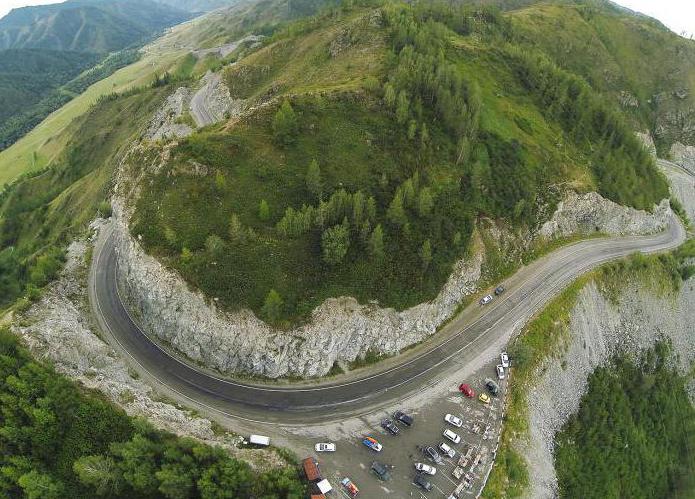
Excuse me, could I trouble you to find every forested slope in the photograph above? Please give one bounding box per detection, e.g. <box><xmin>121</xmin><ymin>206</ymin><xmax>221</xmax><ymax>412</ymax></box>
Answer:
<box><xmin>128</xmin><ymin>0</ymin><xmax>669</xmax><ymax>324</ymax></box>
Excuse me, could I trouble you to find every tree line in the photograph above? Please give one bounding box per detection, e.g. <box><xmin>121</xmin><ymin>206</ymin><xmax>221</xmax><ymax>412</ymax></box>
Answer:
<box><xmin>0</xmin><ymin>327</ymin><xmax>305</xmax><ymax>499</ymax></box>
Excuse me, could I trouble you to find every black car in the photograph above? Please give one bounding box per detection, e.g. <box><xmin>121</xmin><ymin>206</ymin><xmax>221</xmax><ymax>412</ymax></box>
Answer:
<box><xmin>424</xmin><ymin>446</ymin><xmax>442</xmax><ymax>464</ymax></box>
<box><xmin>413</xmin><ymin>473</ymin><xmax>433</xmax><ymax>491</ymax></box>
<box><xmin>494</xmin><ymin>285</ymin><xmax>505</xmax><ymax>296</ymax></box>
<box><xmin>485</xmin><ymin>378</ymin><xmax>500</xmax><ymax>396</ymax></box>
<box><xmin>371</xmin><ymin>461</ymin><xmax>392</xmax><ymax>481</ymax></box>
<box><xmin>394</xmin><ymin>410</ymin><xmax>414</xmax><ymax>427</ymax></box>
<box><xmin>381</xmin><ymin>418</ymin><xmax>400</xmax><ymax>435</ymax></box>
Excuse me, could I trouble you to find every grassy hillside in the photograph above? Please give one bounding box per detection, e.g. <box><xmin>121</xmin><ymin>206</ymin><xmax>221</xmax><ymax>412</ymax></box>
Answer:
<box><xmin>129</xmin><ymin>1</ymin><xmax>668</xmax><ymax>324</ymax></box>
<box><xmin>510</xmin><ymin>2</ymin><xmax>695</xmax><ymax>155</ymax></box>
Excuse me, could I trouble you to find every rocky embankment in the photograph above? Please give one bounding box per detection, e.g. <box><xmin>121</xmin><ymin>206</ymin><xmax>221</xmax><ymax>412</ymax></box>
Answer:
<box><xmin>113</xmin><ymin>164</ymin><xmax>670</xmax><ymax>378</ymax></box>
<box><xmin>524</xmin><ymin>277</ymin><xmax>695</xmax><ymax>499</ymax></box>
<box><xmin>520</xmin><ymin>159</ymin><xmax>695</xmax><ymax>499</ymax></box>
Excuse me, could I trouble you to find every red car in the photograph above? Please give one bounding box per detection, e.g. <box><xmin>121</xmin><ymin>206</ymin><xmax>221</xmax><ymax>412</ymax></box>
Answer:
<box><xmin>459</xmin><ymin>383</ymin><xmax>475</xmax><ymax>397</ymax></box>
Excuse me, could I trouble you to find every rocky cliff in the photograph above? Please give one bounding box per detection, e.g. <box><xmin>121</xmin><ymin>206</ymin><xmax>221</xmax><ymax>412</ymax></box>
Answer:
<box><xmin>112</xmin><ymin>135</ymin><xmax>671</xmax><ymax>378</ymax></box>
<box><xmin>523</xmin><ymin>276</ymin><xmax>695</xmax><ymax>499</ymax></box>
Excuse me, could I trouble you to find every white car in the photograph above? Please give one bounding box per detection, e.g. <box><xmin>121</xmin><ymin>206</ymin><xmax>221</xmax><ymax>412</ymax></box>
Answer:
<box><xmin>500</xmin><ymin>352</ymin><xmax>509</xmax><ymax>368</ymax></box>
<box><xmin>479</xmin><ymin>294</ymin><xmax>493</xmax><ymax>305</ymax></box>
<box><xmin>439</xmin><ymin>442</ymin><xmax>456</xmax><ymax>459</ymax></box>
<box><xmin>315</xmin><ymin>442</ymin><xmax>336</xmax><ymax>452</ymax></box>
<box><xmin>444</xmin><ymin>413</ymin><xmax>463</xmax><ymax>428</ymax></box>
<box><xmin>443</xmin><ymin>428</ymin><xmax>461</xmax><ymax>444</ymax></box>
<box><xmin>496</xmin><ymin>365</ymin><xmax>505</xmax><ymax>380</ymax></box>
<box><xmin>415</xmin><ymin>463</ymin><xmax>437</xmax><ymax>475</ymax></box>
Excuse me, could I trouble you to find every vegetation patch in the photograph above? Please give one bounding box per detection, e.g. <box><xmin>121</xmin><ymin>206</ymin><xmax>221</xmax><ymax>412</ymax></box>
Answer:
<box><xmin>484</xmin><ymin>247</ymin><xmax>695</xmax><ymax>498</ymax></box>
<box><xmin>555</xmin><ymin>342</ymin><xmax>695</xmax><ymax>498</ymax></box>
<box><xmin>0</xmin><ymin>327</ymin><xmax>305</xmax><ymax>498</ymax></box>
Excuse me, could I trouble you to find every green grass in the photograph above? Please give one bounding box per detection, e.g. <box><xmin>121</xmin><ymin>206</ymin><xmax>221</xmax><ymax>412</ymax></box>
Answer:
<box><xmin>133</xmin><ymin>2</ymin><xmax>667</xmax><ymax>324</ymax></box>
<box><xmin>0</xmin><ymin>86</ymin><xmax>168</xmax><ymax>309</ymax></box>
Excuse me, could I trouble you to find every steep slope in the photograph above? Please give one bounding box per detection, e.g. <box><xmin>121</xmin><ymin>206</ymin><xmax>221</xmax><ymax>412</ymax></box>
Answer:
<box><xmin>510</xmin><ymin>2</ymin><xmax>695</xmax><ymax>154</ymax></box>
<box><xmin>0</xmin><ymin>0</ymin><xmax>192</xmax><ymax>52</ymax></box>
<box><xmin>124</xmin><ymin>1</ymin><xmax>668</xmax><ymax>326</ymax></box>
<box><xmin>0</xmin><ymin>49</ymin><xmax>101</xmax><ymax>124</ymax></box>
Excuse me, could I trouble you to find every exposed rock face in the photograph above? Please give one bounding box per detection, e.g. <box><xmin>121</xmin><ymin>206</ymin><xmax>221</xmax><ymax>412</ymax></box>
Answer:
<box><xmin>113</xmin><ymin>175</ymin><xmax>670</xmax><ymax>378</ymax></box>
<box><xmin>146</xmin><ymin>87</ymin><xmax>193</xmax><ymax>140</ymax></box>
<box><xmin>538</xmin><ymin>191</ymin><xmax>670</xmax><ymax>239</ymax></box>
<box><xmin>113</xmin><ymin>202</ymin><xmax>483</xmax><ymax>378</ymax></box>
<box><xmin>670</xmin><ymin>141</ymin><xmax>695</xmax><ymax>174</ymax></box>
<box><xmin>189</xmin><ymin>71</ymin><xmax>243</xmax><ymax>127</ymax></box>
<box><xmin>524</xmin><ymin>279</ymin><xmax>695</xmax><ymax>499</ymax></box>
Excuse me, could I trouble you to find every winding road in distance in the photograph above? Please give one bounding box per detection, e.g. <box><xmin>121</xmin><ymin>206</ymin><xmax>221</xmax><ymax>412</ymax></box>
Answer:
<box><xmin>90</xmin><ymin>198</ymin><xmax>687</xmax><ymax>425</ymax></box>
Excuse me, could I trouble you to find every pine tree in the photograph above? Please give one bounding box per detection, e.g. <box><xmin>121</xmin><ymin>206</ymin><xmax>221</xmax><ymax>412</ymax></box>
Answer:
<box><xmin>369</xmin><ymin>224</ymin><xmax>385</xmax><ymax>259</ymax></box>
<box><xmin>321</xmin><ymin>223</ymin><xmax>350</xmax><ymax>265</ymax></box>
<box><xmin>272</xmin><ymin>100</ymin><xmax>298</xmax><ymax>145</ymax></box>
<box><xmin>396</xmin><ymin>90</ymin><xmax>410</xmax><ymax>124</ymax></box>
<box><xmin>387</xmin><ymin>191</ymin><xmax>408</xmax><ymax>227</ymax></box>
<box><xmin>420</xmin><ymin>239</ymin><xmax>432</xmax><ymax>271</ymax></box>
<box><xmin>262</xmin><ymin>289</ymin><xmax>284</xmax><ymax>322</ymax></box>
<box><xmin>259</xmin><ymin>199</ymin><xmax>270</xmax><ymax>221</ymax></box>
<box><xmin>418</xmin><ymin>187</ymin><xmax>434</xmax><ymax>216</ymax></box>
<box><xmin>306</xmin><ymin>159</ymin><xmax>322</xmax><ymax>200</ymax></box>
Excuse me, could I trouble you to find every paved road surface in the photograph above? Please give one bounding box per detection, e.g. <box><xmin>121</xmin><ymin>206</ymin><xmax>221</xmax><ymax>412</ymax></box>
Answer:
<box><xmin>89</xmin><ymin>214</ymin><xmax>685</xmax><ymax>425</ymax></box>
<box><xmin>189</xmin><ymin>72</ymin><xmax>225</xmax><ymax>127</ymax></box>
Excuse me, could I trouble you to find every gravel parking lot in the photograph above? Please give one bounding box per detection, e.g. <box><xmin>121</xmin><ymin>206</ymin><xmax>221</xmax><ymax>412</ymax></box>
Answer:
<box><xmin>304</xmin><ymin>359</ymin><xmax>509</xmax><ymax>498</ymax></box>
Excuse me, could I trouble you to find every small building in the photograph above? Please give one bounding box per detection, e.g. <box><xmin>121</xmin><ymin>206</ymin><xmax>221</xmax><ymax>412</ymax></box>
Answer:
<box><xmin>302</xmin><ymin>456</ymin><xmax>322</xmax><ymax>482</ymax></box>
<box><xmin>316</xmin><ymin>479</ymin><xmax>332</xmax><ymax>494</ymax></box>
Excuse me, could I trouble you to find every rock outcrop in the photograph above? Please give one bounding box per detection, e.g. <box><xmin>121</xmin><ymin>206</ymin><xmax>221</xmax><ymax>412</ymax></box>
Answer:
<box><xmin>524</xmin><ymin>278</ymin><xmax>695</xmax><ymax>499</ymax></box>
<box><xmin>113</xmin><ymin>170</ymin><xmax>670</xmax><ymax>378</ymax></box>
<box><xmin>538</xmin><ymin>191</ymin><xmax>670</xmax><ymax>239</ymax></box>
<box><xmin>670</xmin><ymin>141</ymin><xmax>695</xmax><ymax>174</ymax></box>
<box><xmin>146</xmin><ymin>87</ymin><xmax>194</xmax><ymax>140</ymax></box>
<box><xmin>189</xmin><ymin>71</ymin><xmax>243</xmax><ymax>127</ymax></box>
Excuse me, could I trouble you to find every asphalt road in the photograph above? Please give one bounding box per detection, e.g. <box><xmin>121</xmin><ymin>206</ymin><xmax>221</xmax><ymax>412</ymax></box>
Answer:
<box><xmin>89</xmin><ymin>214</ymin><xmax>686</xmax><ymax>425</ymax></box>
<box><xmin>189</xmin><ymin>72</ymin><xmax>223</xmax><ymax>127</ymax></box>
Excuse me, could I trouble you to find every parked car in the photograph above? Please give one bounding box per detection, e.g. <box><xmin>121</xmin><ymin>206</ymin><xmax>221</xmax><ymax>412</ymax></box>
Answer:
<box><xmin>362</xmin><ymin>437</ymin><xmax>382</xmax><ymax>452</ymax></box>
<box><xmin>458</xmin><ymin>383</ymin><xmax>475</xmax><ymax>397</ymax></box>
<box><xmin>394</xmin><ymin>410</ymin><xmax>414</xmax><ymax>427</ymax></box>
<box><xmin>415</xmin><ymin>463</ymin><xmax>437</xmax><ymax>475</ymax></box>
<box><xmin>479</xmin><ymin>392</ymin><xmax>490</xmax><ymax>404</ymax></box>
<box><xmin>414</xmin><ymin>473</ymin><xmax>433</xmax><ymax>491</ymax></box>
<box><xmin>500</xmin><ymin>352</ymin><xmax>510</xmax><ymax>368</ymax></box>
<box><xmin>496</xmin><ymin>365</ymin><xmax>505</xmax><ymax>380</ymax></box>
<box><xmin>494</xmin><ymin>285</ymin><xmax>505</xmax><ymax>296</ymax></box>
<box><xmin>381</xmin><ymin>419</ymin><xmax>400</xmax><ymax>435</ymax></box>
<box><xmin>444</xmin><ymin>413</ymin><xmax>463</xmax><ymax>428</ymax></box>
<box><xmin>485</xmin><ymin>378</ymin><xmax>500</xmax><ymax>396</ymax></box>
<box><xmin>315</xmin><ymin>442</ymin><xmax>336</xmax><ymax>452</ymax></box>
<box><xmin>341</xmin><ymin>477</ymin><xmax>359</xmax><ymax>497</ymax></box>
<box><xmin>439</xmin><ymin>441</ymin><xmax>456</xmax><ymax>458</ymax></box>
<box><xmin>479</xmin><ymin>294</ymin><xmax>493</xmax><ymax>305</ymax></box>
<box><xmin>371</xmin><ymin>461</ymin><xmax>391</xmax><ymax>481</ymax></box>
<box><xmin>424</xmin><ymin>446</ymin><xmax>442</xmax><ymax>464</ymax></box>
<box><xmin>443</xmin><ymin>428</ymin><xmax>461</xmax><ymax>444</ymax></box>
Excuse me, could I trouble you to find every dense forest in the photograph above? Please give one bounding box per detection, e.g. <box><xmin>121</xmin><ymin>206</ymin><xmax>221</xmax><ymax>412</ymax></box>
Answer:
<box><xmin>554</xmin><ymin>342</ymin><xmax>695</xmax><ymax>498</ymax></box>
<box><xmin>0</xmin><ymin>327</ymin><xmax>305</xmax><ymax>498</ymax></box>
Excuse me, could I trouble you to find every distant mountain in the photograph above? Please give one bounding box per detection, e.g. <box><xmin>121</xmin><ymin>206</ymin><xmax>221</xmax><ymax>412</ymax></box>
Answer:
<box><xmin>0</xmin><ymin>0</ymin><xmax>192</xmax><ymax>52</ymax></box>
<box><xmin>153</xmin><ymin>0</ymin><xmax>237</xmax><ymax>13</ymax></box>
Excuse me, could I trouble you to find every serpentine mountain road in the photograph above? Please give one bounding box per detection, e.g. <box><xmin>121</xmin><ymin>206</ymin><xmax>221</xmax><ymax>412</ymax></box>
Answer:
<box><xmin>90</xmin><ymin>213</ymin><xmax>686</xmax><ymax>425</ymax></box>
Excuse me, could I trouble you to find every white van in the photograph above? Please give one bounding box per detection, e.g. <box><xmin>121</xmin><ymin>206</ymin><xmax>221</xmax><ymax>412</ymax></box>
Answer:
<box><xmin>249</xmin><ymin>434</ymin><xmax>270</xmax><ymax>446</ymax></box>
